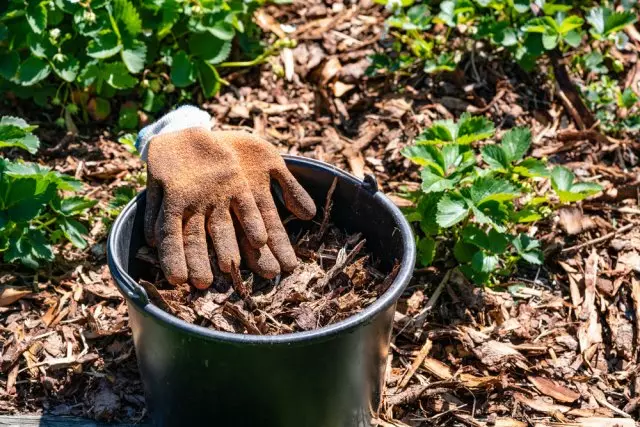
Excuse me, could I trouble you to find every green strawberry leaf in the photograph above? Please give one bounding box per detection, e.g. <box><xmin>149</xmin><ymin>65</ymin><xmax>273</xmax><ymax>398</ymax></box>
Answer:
<box><xmin>197</xmin><ymin>60</ymin><xmax>222</xmax><ymax>98</ymax></box>
<box><xmin>462</xmin><ymin>225</ymin><xmax>490</xmax><ymax>250</ymax></box>
<box><xmin>470</xmin><ymin>177</ymin><xmax>520</xmax><ymax>205</ymax></box>
<box><xmin>460</xmin><ymin>264</ymin><xmax>490</xmax><ymax>284</ymax></box>
<box><xmin>587</xmin><ymin>7</ymin><xmax>636</xmax><ymax>38</ymax></box>
<box><xmin>417</xmin><ymin>192</ymin><xmax>442</xmax><ymax>236</ymax></box>
<box><xmin>453</xmin><ymin>240</ymin><xmax>476</xmax><ymax>264</ymax></box>
<box><xmin>524</xmin><ymin>17</ymin><xmax>558</xmax><ymax>34</ymax></box>
<box><xmin>501</xmin><ymin>127</ymin><xmax>531</xmax><ymax>162</ymax></box>
<box><xmin>28</xmin><ymin>227</ymin><xmax>54</xmax><ymax>261</ymax></box>
<box><xmin>487</xmin><ymin>229</ymin><xmax>510</xmax><ymax>254</ymax></box>
<box><xmin>52</xmin><ymin>55</ymin><xmax>80</xmax><ymax>83</ymax></box>
<box><xmin>118</xmin><ymin>104</ymin><xmax>138</xmax><ymax>129</ymax></box>
<box><xmin>417</xmin><ymin>121</ymin><xmax>457</xmax><ymax>145</ymax></box>
<box><xmin>74</xmin><ymin>9</ymin><xmax>110</xmax><ymax>37</ymax></box>
<box><xmin>202</xmin><ymin>12</ymin><xmax>236</xmax><ymax>40</ymax></box>
<box><xmin>87</xmin><ymin>31</ymin><xmax>122</xmax><ymax>59</ymax></box>
<box><xmin>0</xmin><ymin>132</ymin><xmax>40</xmax><ymax>155</ymax></box>
<box><xmin>28</xmin><ymin>33</ymin><xmax>56</xmax><ymax>59</ymax></box>
<box><xmin>443</xmin><ymin>144</ymin><xmax>474</xmax><ymax>175</ymax></box>
<box><xmin>103</xmin><ymin>62</ymin><xmax>137</xmax><ymax>89</ymax></box>
<box><xmin>512</xmin><ymin>233</ymin><xmax>543</xmax><ymax>265</ymax></box>
<box><xmin>558</xmin><ymin>16</ymin><xmax>584</xmax><ymax>35</ymax></box>
<box><xmin>472</xmin><ymin>200</ymin><xmax>509</xmax><ymax>226</ymax></box>
<box><xmin>4</xmin><ymin>227</ymin><xmax>54</xmax><ymax>268</ymax></box>
<box><xmin>401</xmin><ymin>145</ymin><xmax>445</xmax><ymax>174</ymax></box>
<box><xmin>550</xmin><ymin>166</ymin><xmax>574</xmax><ymax>192</ymax></box>
<box><xmin>550</xmin><ymin>166</ymin><xmax>601</xmax><ymax>202</ymax></box>
<box><xmin>514</xmin><ymin>158</ymin><xmax>549</xmax><ymax>178</ymax></box>
<box><xmin>618</xmin><ymin>88</ymin><xmax>639</xmax><ymax>109</ymax></box>
<box><xmin>471</xmin><ymin>251</ymin><xmax>499</xmax><ymax>273</ymax></box>
<box><xmin>570</xmin><ymin>182</ymin><xmax>603</xmax><ymax>195</ymax></box>
<box><xmin>113</xmin><ymin>0</ymin><xmax>142</xmax><ymax>35</ymax></box>
<box><xmin>511</xmin><ymin>207</ymin><xmax>543</xmax><ymax>223</ymax></box>
<box><xmin>481</xmin><ymin>145</ymin><xmax>510</xmax><ymax>170</ymax></box>
<box><xmin>563</xmin><ymin>30</ymin><xmax>583</xmax><ymax>47</ymax></box>
<box><xmin>0</xmin><ymin>116</ymin><xmax>37</xmax><ymax>132</ymax></box>
<box><xmin>52</xmin><ymin>196</ymin><xmax>97</xmax><ymax>216</ymax></box>
<box><xmin>436</xmin><ymin>194</ymin><xmax>468</xmax><ymax>227</ymax></box>
<box><xmin>0</xmin><ymin>117</ymin><xmax>40</xmax><ymax>154</ymax></box>
<box><xmin>7</xmin><ymin>180</ymin><xmax>55</xmax><ymax>222</ymax></box>
<box><xmin>26</xmin><ymin>1</ymin><xmax>48</xmax><ymax>34</ymax></box>
<box><xmin>512</xmin><ymin>0</ymin><xmax>529</xmax><ymax>13</ymax></box>
<box><xmin>171</xmin><ymin>50</ymin><xmax>196</xmax><ymax>88</ymax></box>
<box><xmin>542</xmin><ymin>31</ymin><xmax>559</xmax><ymax>50</ymax></box>
<box><xmin>17</xmin><ymin>57</ymin><xmax>51</xmax><ymax>86</ymax></box>
<box><xmin>58</xmin><ymin>217</ymin><xmax>89</xmax><ymax>249</ymax></box>
<box><xmin>121</xmin><ymin>39</ymin><xmax>147</xmax><ymax>74</ymax></box>
<box><xmin>189</xmin><ymin>33</ymin><xmax>232</xmax><ymax>65</ymax></box>
<box><xmin>421</xmin><ymin>169</ymin><xmax>456</xmax><ymax>193</ymax></box>
<box><xmin>417</xmin><ymin>237</ymin><xmax>437</xmax><ymax>266</ymax></box>
<box><xmin>456</xmin><ymin>113</ymin><xmax>495</xmax><ymax>144</ymax></box>
<box><xmin>0</xmin><ymin>52</ymin><xmax>19</xmax><ymax>80</ymax></box>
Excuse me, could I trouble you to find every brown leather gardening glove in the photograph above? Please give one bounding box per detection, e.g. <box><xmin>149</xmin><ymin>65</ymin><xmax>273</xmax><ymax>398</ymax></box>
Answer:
<box><xmin>220</xmin><ymin>131</ymin><xmax>317</xmax><ymax>279</ymax></box>
<box><xmin>137</xmin><ymin>106</ymin><xmax>316</xmax><ymax>289</ymax></box>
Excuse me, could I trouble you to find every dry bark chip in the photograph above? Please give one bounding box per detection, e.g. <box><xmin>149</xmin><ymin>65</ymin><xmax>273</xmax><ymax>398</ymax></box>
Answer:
<box><xmin>528</xmin><ymin>376</ymin><xmax>581</xmax><ymax>403</ymax></box>
<box><xmin>473</xmin><ymin>340</ymin><xmax>527</xmax><ymax>370</ymax></box>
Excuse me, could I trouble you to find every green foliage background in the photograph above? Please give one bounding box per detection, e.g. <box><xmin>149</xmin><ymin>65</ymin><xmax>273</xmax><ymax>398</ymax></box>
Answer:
<box><xmin>0</xmin><ymin>0</ymin><xmax>265</xmax><ymax>118</ymax></box>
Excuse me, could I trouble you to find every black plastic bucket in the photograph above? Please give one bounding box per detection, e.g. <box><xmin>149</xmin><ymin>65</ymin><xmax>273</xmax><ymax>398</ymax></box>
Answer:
<box><xmin>107</xmin><ymin>156</ymin><xmax>416</xmax><ymax>427</ymax></box>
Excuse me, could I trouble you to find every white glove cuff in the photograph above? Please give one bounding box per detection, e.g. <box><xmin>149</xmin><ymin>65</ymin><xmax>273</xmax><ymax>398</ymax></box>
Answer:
<box><xmin>135</xmin><ymin>105</ymin><xmax>212</xmax><ymax>161</ymax></box>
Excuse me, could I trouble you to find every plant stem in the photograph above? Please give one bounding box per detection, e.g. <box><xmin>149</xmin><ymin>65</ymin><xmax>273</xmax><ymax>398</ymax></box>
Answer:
<box><xmin>219</xmin><ymin>44</ymin><xmax>282</xmax><ymax>68</ymax></box>
<box><xmin>37</xmin><ymin>217</ymin><xmax>57</xmax><ymax>230</ymax></box>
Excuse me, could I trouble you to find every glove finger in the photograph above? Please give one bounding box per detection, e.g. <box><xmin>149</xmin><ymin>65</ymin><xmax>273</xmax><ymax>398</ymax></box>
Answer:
<box><xmin>257</xmin><ymin>194</ymin><xmax>298</xmax><ymax>273</ymax></box>
<box><xmin>271</xmin><ymin>164</ymin><xmax>316</xmax><ymax>220</ymax></box>
<box><xmin>157</xmin><ymin>203</ymin><xmax>188</xmax><ymax>285</ymax></box>
<box><xmin>231</xmin><ymin>190</ymin><xmax>268</xmax><ymax>249</ymax></box>
<box><xmin>207</xmin><ymin>207</ymin><xmax>241</xmax><ymax>274</ymax></box>
<box><xmin>144</xmin><ymin>175</ymin><xmax>162</xmax><ymax>247</ymax></box>
<box><xmin>183</xmin><ymin>213</ymin><xmax>213</xmax><ymax>290</ymax></box>
<box><xmin>238</xmin><ymin>225</ymin><xmax>280</xmax><ymax>279</ymax></box>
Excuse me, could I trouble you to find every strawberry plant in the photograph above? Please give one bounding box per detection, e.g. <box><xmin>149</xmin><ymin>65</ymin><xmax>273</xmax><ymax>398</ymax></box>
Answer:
<box><xmin>401</xmin><ymin>114</ymin><xmax>602</xmax><ymax>285</ymax></box>
<box><xmin>0</xmin><ymin>116</ymin><xmax>96</xmax><ymax>268</ymax></box>
<box><xmin>581</xmin><ymin>75</ymin><xmax>640</xmax><ymax>134</ymax></box>
<box><xmin>0</xmin><ymin>0</ymin><xmax>283</xmax><ymax>122</ymax></box>
<box><xmin>371</xmin><ymin>1</ymin><xmax>636</xmax><ymax>74</ymax></box>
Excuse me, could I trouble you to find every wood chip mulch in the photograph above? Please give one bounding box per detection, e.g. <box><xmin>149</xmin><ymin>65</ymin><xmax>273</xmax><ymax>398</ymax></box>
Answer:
<box><xmin>1</xmin><ymin>0</ymin><xmax>640</xmax><ymax>425</ymax></box>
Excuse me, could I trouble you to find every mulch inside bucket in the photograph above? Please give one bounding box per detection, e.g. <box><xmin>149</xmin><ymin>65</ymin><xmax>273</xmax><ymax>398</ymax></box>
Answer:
<box><xmin>136</xmin><ymin>178</ymin><xmax>400</xmax><ymax>335</ymax></box>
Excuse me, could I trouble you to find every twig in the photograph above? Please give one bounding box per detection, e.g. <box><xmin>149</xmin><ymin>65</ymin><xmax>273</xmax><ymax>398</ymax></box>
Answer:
<box><xmin>318</xmin><ymin>177</ymin><xmax>338</xmax><ymax>241</ymax></box>
<box><xmin>561</xmin><ymin>223</ymin><xmax>635</xmax><ymax>253</ymax></box>
<box><xmin>398</xmin><ymin>339</ymin><xmax>432</xmax><ymax>390</ymax></box>
<box><xmin>313</xmin><ymin>239</ymin><xmax>366</xmax><ymax>290</ymax></box>
<box><xmin>411</xmin><ymin>270</ymin><xmax>453</xmax><ymax>327</ymax></box>
<box><xmin>592</xmin><ymin>389</ymin><xmax>633</xmax><ymax>419</ymax></box>
<box><xmin>557</xmin><ymin>129</ymin><xmax>609</xmax><ymax>145</ymax></box>
<box><xmin>548</xmin><ymin>50</ymin><xmax>596</xmax><ymax>130</ymax></box>
<box><xmin>223</xmin><ymin>302</ymin><xmax>261</xmax><ymax>335</ymax></box>
<box><xmin>385</xmin><ymin>383</ymin><xmax>456</xmax><ymax>407</ymax></box>
<box><xmin>230</xmin><ymin>262</ymin><xmax>251</xmax><ymax>300</ymax></box>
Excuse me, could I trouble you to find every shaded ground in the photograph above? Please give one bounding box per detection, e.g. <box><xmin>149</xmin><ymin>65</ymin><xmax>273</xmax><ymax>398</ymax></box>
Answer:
<box><xmin>2</xmin><ymin>0</ymin><xmax>640</xmax><ymax>425</ymax></box>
